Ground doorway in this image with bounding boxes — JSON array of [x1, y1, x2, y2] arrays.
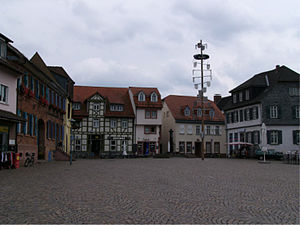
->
[[38, 119, 45, 160], [195, 141, 202, 157], [91, 135, 103, 157]]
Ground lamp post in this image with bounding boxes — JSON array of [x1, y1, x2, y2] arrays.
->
[[192, 40, 212, 160], [70, 118, 76, 166]]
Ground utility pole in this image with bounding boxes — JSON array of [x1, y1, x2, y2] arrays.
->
[[192, 40, 212, 160]]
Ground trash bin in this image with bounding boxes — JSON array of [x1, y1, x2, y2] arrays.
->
[[14, 153, 20, 169]]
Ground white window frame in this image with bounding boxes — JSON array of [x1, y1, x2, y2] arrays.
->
[[150, 92, 157, 102], [187, 125, 193, 135], [93, 103, 100, 111], [121, 140, 128, 152], [110, 140, 116, 151], [75, 139, 81, 151], [122, 120, 128, 129], [184, 107, 190, 116], [253, 107, 257, 119], [110, 119, 117, 128], [197, 108, 202, 117], [179, 141, 185, 153], [270, 131, 278, 144], [270, 106, 278, 118], [205, 125, 211, 135], [215, 126, 220, 135], [179, 124, 185, 134], [0, 84, 8, 104], [233, 93, 237, 103], [73, 103, 80, 110], [196, 125, 201, 135], [138, 92, 145, 102], [93, 119, 99, 128]]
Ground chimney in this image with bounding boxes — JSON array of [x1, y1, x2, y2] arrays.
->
[[214, 94, 222, 103], [276, 65, 280, 69]]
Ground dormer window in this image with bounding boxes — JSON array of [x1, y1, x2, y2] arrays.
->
[[138, 92, 145, 101], [209, 109, 215, 118], [245, 89, 250, 100], [197, 108, 202, 117], [239, 92, 243, 102], [73, 103, 81, 110], [0, 39, 7, 58], [110, 104, 124, 111], [151, 92, 158, 102], [233, 93, 237, 103], [184, 106, 190, 116]]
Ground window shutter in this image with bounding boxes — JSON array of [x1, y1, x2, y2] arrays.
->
[[278, 130, 282, 144], [292, 106, 296, 119], [255, 107, 259, 119], [249, 108, 253, 120], [35, 116, 38, 136], [257, 131, 260, 144], [293, 130, 297, 144], [278, 106, 281, 119], [266, 106, 270, 119], [267, 131, 271, 144]]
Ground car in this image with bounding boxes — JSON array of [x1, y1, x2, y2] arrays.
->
[[255, 149, 283, 160]]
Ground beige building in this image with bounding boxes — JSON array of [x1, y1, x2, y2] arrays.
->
[[161, 95, 226, 157]]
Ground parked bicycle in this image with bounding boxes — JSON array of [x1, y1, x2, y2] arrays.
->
[[24, 152, 35, 167]]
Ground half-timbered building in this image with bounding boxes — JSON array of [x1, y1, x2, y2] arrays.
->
[[72, 86, 134, 158]]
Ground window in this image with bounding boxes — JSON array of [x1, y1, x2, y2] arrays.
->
[[17, 110, 21, 134], [145, 110, 157, 119], [247, 132, 252, 144], [293, 130, 300, 145], [270, 131, 278, 144], [233, 111, 238, 123], [22, 112, 27, 135], [205, 125, 211, 135], [239, 92, 243, 102], [110, 104, 123, 111], [215, 126, 220, 135], [227, 113, 232, 123], [145, 126, 156, 134], [122, 120, 128, 129], [75, 139, 81, 151], [196, 126, 201, 135], [245, 89, 250, 100], [233, 93, 237, 103], [295, 106, 300, 119], [289, 87, 300, 96], [93, 119, 99, 128], [209, 109, 215, 119], [121, 140, 128, 152], [179, 124, 185, 134], [179, 142, 185, 153], [270, 106, 278, 118], [110, 120, 117, 128], [246, 108, 250, 121], [186, 142, 192, 153], [214, 142, 220, 154], [253, 131, 260, 144], [187, 125, 193, 135], [239, 110, 244, 122], [0, 40, 7, 58], [73, 103, 81, 110], [197, 108, 202, 117], [34, 79, 39, 98], [110, 140, 117, 151], [138, 92, 145, 101], [253, 107, 258, 119], [0, 84, 8, 104], [184, 107, 190, 116], [93, 103, 100, 111], [206, 142, 212, 153], [151, 92, 158, 102]]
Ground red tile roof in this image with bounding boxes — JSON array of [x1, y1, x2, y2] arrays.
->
[[163, 95, 225, 122], [129, 87, 162, 108], [73, 86, 134, 118]]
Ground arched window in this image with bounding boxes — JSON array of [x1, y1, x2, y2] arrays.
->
[[138, 92, 145, 101], [184, 107, 190, 116], [197, 108, 202, 117], [150, 92, 157, 102]]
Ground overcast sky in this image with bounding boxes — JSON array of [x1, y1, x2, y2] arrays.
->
[[1, 0, 299, 99]]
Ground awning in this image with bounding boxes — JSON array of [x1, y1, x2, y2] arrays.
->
[[0, 109, 25, 123]]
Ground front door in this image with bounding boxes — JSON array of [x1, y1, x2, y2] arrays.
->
[[195, 141, 202, 157], [92, 139, 100, 156]]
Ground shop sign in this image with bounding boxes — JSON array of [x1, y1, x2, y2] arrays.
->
[[0, 126, 9, 133]]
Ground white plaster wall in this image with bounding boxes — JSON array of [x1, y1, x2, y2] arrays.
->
[[0, 69, 18, 114], [136, 125, 160, 142], [136, 109, 162, 125]]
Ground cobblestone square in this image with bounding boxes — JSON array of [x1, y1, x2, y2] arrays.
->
[[0, 158, 299, 224]]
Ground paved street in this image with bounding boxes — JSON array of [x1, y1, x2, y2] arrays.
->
[[0, 158, 299, 224]]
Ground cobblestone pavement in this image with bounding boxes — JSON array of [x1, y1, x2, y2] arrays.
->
[[0, 158, 299, 224]]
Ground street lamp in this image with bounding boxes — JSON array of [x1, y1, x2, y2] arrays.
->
[[70, 118, 77, 166], [192, 40, 212, 160]]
